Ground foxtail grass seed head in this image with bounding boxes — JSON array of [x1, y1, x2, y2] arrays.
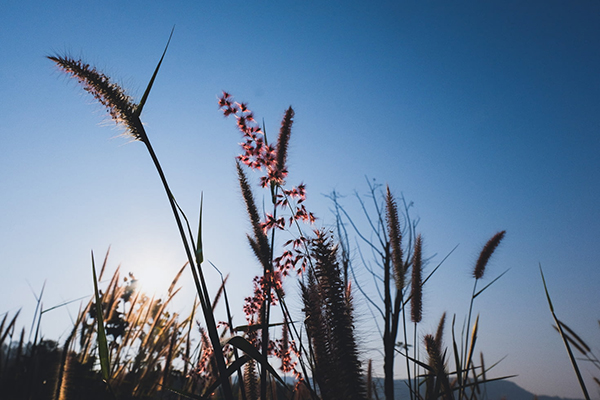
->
[[473, 230, 506, 279], [385, 186, 404, 291], [274, 107, 294, 182], [48, 55, 146, 143], [435, 312, 446, 350], [410, 235, 423, 323], [424, 333, 450, 389], [236, 161, 270, 267], [410, 234, 423, 323]]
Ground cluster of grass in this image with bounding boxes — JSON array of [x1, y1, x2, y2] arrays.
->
[[1, 34, 521, 400]]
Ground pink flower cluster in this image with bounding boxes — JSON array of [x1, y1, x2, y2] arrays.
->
[[218, 92, 281, 186], [219, 93, 316, 379], [219, 92, 315, 277]]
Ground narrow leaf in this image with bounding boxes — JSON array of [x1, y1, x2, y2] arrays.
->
[[196, 192, 204, 264], [223, 336, 286, 386], [200, 355, 251, 398], [234, 321, 291, 333], [135, 26, 174, 116], [474, 268, 510, 298], [540, 264, 590, 400], [92, 251, 111, 382]]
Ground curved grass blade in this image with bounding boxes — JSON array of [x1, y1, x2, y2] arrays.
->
[[540, 264, 590, 400], [473, 269, 510, 299], [135, 26, 174, 117], [223, 336, 286, 386], [234, 320, 291, 333], [91, 251, 111, 382], [161, 355, 251, 400], [196, 192, 204, 264]]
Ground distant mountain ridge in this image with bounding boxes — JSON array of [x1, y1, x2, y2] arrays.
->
[[369, 378, 585, 400]]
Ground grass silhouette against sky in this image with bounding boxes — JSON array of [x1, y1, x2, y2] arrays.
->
[[1, 1, 599, 398]]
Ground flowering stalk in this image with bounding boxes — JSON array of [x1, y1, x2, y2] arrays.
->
[[461, 230, 506, 397], [49, 50, 235, 400], [220, 93, 316, 397]]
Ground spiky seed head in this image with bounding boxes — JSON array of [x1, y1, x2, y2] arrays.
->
[[434, 312, 446, 352], [236, 161, 270, 268], [473, 230, 506, 279], [48, 55, 146, 143], [275, 107, 294, 178], [424, 334, 445, 375], [410, 234, 423, 323], [385, 186, 404, 291]]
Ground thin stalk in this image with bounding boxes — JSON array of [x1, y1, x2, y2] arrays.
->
[[141, 133, 234, 400], [460, 279, 478, 400]]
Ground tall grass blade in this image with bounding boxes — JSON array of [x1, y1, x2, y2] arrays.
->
[[540, 264, 590, 400], [473, 269, 510, 299], [557, 320, 592, 354], [223, 336, 286, 386], [196, 192, 204, 264], [91, 251, 111, 383], [135, 26, 174, 117]]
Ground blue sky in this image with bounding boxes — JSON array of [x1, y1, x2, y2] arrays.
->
[[2, 1, 600, 398]]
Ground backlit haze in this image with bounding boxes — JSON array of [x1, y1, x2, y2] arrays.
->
[[2, 1, 600, 398]]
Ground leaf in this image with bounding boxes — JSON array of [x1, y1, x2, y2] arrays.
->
[[222, 336, 286, 386], [196, 193, 204, 264], [92, 251, 111, 382], [135, 26, 174, 116], [161, 355, 252, 400], [234, 320, 291, 333], [201, 355, 251, 398], [474, 268, 510, 299], [540, 264, 591, 400]]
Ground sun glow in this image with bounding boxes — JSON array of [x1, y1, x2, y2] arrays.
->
[[126, 259, 184, 298]]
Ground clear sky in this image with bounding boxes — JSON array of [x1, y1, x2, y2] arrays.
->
[[2, 1, 599, 398]]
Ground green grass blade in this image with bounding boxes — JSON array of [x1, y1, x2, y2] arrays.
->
[[92, 251, 111, 382], [160, 356, 251, 400], [135, 26, 174, 116], [474, 269, 510, 299], [223, 336, 286, 386], [539, 264, 555, 313], [465, 315, 479, 376], [451, 315, 463, 390], [234, 321, 290, 333], [196, 192, 204, 264], [540, 264, 590, 400], [200, 355, 251, 399]]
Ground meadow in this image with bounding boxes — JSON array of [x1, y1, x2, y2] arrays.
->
[[1, 38, 596, 400]]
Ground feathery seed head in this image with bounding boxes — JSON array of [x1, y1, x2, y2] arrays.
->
[[434, 312, 446, 351], [473, 230, 506, 279], [410, 234, 423, 323], [48, 55, 146, 143], [385, 186, 404, 291], [237, 162, 270, 268], [275, 107, 294, 182]]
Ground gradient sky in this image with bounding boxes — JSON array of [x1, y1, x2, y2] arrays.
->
[[2, 1, 600, 398]]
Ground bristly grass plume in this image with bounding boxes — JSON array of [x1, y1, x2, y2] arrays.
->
[[48, 55, 146, 143], [385, 185, 404, 291], [473, 230, 506, 280], [410, 234, 423, 324]]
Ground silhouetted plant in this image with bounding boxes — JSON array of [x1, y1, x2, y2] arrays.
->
[[301, 230, 366, 400], [330, 181, 511, 400]]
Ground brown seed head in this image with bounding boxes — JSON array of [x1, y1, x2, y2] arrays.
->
[[275, 107, 294, 181], [48, 55, 145, 142], [410, 234, 423, 323], [473, 230, 506, 279], [385, 186, 404, 291]]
